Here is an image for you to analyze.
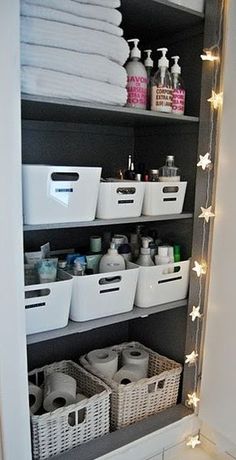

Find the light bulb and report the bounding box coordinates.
[186,392,200,408]
[199,206,215,223]
[197,152,212,170]
[201,50,219,62]
[186,435,201,449]
[192,261,207,277]
[185,350,198,365]
[190,306,202,322]
[208,91,223,109]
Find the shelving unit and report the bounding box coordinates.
[21,0,223,458]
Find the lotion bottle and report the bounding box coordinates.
[126,39,148,109]
[136,238,154,267]
[151,48,173,113]
[144,49,154,109]
[171,56,185,115]
[99,242,125,273]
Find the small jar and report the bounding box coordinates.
[149,169,159,181]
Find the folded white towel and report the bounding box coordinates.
[21,17,129,65]
[23,0,122,26]
[71,0,120,7]
[21,66,127,106]
[21,44,127,87]
[21,3,123,36]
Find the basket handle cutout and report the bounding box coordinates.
[68,408,86,427]
[51,172,79,182]
[25,288,50,299]
[158,275,182,284]
[118,199,134,204]
[163,186,179,193]
[163,197,177,202]
[148,379,166,393]
[99,287,120,294]
[99,276,121,285]
[116,187,136,195]
[25,302,46,310]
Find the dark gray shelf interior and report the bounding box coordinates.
[23,213,193,231]
[27,299,187,345]
[55,404,192,460]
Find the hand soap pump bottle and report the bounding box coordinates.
[151,48,173,113]
[126,39,148,110]
[99,242,125,273]
[171,56,185,115]
[136,238,154,267]
[144,49,154,109]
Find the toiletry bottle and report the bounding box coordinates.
[126,39,148,109]
[144,49,154,109]
[168,246,175,273]
[155,246,170,274]
[124,154,136,180]
[171,56,185,115]
[136,238,154,267]
[159,155,181,182]
[151,48,173,113]
[118,243,132,265]
[174,244,181,262]
[99,242,125,273]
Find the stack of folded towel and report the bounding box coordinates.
[21,0,129,105]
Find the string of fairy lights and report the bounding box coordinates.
[184,0,225,450]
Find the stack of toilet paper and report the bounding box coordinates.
[87,345,149,385]
[29,371,87,415]
[20,0,129,105]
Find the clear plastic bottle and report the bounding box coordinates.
[159,155,181,182]
[151,48,173,113]
[171,56,185,115]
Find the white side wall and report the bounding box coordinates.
[199,0,236,448]
[0,1,31,459]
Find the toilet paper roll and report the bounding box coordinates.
[29,382,43,415]
[122,348,149,378]
[76,393,87,403]
[43,372,77,412]
[113,364,146,385]
[87,349,118,379]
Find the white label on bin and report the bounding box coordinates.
[49,182,74,207]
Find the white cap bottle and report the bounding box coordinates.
[151,48,173,113]
[171,56,185,115]
[126,39,148,110]
[99,242,125,273]
[136,238,154,267]
[155,246,170,274]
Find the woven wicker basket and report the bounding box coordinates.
[28,360,111,459]
[80,342,182,430]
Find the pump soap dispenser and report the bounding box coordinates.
[151,48,173,113]
[126,39,148,110]
[171,56,185,115]
[144,49,154,109]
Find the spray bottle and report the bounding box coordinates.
[171,56,185,115]
[125,39,148,110]
[151,48,173,113]
[144,49,154,109]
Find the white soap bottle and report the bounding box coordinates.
[136,238,154,267]
[99,242,125,273]
[171,56,186,115]
[155,246,170,274]
[126,38,148,110]
[151,48,173,113]
[144,49,154,109]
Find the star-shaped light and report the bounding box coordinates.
[200,50,219,62]
[197,153,212,170]
[185,350,198,365]
[192,261,207,277]
[208,91,223,109]
[187,392,200,408]
[186,435,201,449]
[199,206,215,223]
[190,306,202,322]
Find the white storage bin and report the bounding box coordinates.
[96,181,145,219]
[25,269,73,334]
[128,260,190,308]
[142,181,187,216]
[69,265,139,322]
[22,165,101,224]
[168,0,204,13]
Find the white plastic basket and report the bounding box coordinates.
[69,265,139,322]
[96,181,145,219]
[22,165,101,224]
[80,342,182,430]
[128,260,190,308]
[142,181,187,216]
[29,360,111,460]
[25,269,73,334]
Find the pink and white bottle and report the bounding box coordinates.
[126,39,147,110]
[171,56,186,115]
